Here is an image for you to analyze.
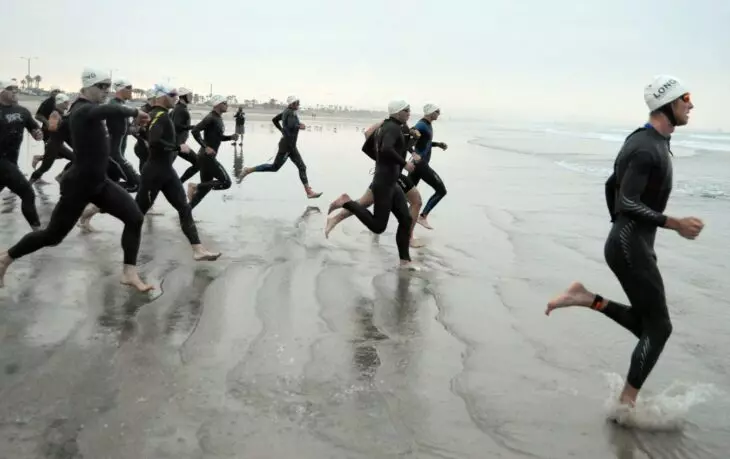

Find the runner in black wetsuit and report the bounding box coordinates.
[0,68,153,291]
[31,86,61,169]
[171,87,198,182]
[135,83,221,261]
[408,103,449,230]
[546,75,704,412]
[186,95,236,208]
[0,79,44,229]
[236,96,322,199]
[107,77,140,192]
[324,119,426,248]
[327,100,417,268]
[29,93,74,184]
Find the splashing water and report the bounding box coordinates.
[602,372,719,431]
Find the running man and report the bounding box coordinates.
[0,79,44,229]
[236,96,321,199]
[31,86,61,169]
[0,68,153,291]
[29,92,73,184]
[408,103,448,230]
[107,77,141,192]
[186,95,236,208]
[546,75,704,411]
[324,119,425,248]
[171,87,198,182]
[135,83,221,261]
[327,100,416,268]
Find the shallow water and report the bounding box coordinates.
[0,105,728,458]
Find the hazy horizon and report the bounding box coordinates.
[4,0,728,130]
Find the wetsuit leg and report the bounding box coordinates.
[135,167,162,215]
[601,222,673,390]
[160,173,200,245]
[287,145,309,186]
[342,180,395,234]
[188,154,232,209]
[179,151,199,183]
[251,138,289,172]
[112,150,140,192]
[0,159,40,228]
[7,191,88,259]
[418,164,447,217]
[390,186,413,261]
[57,144,75,162]
[90,180,144,266]
[407,167,423,187]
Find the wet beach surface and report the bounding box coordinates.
[0,111,728,458]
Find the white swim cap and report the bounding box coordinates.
[388,100,409,115]
[423,103,440,115]
[81,67,111,88]
[113,77,132,90]
[145,89,156,100]
[178,87,192,96]
[286,95,299,105]
[644,75,689,111]
[50,85,61,92]
[209,95,227,107]
[151,82,176,97]
[55,93,70,104]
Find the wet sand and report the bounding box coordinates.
[0,108,728,458]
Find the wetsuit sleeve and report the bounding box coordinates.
[87,103,138,122]
[283,111,300,136]
[379,124,407,167]
[604,172,617,222]
[148,116,180,153]
[191,115,211,148]
[616,150,667,227]
[272,113,283,133]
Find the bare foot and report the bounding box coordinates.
[193,249,222,261]
[187,183,198,202]
[0,252,13,288]
[146,206,164,216]
[120,266,155,292]
[545,281,596,316]
[235,167,251,184]
[324,217,337,239]
[327,193,351,215]
[305,187,322,199]
[77,204,100,233]
[417,215,433,230]
[399,260,420,271]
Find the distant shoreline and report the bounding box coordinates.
[17,94,387,122]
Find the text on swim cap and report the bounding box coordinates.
[652,79,677,98]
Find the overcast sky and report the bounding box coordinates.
[4,0,728,129]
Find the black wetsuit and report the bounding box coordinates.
[29,107,76,183]
[599,123,674,390]
[408,118,447,217]
[34,96,56,142]
[363,121,416,195]
[131,103,152,172]
[170,101,198,181]
[135,106,200,244]
[7,98,144,266]
[107,97,140,191]
[250,109,309,186]
[188,110,233,209]
[0,103,41,228]
[343,116,412,261]
[234,110,245,137]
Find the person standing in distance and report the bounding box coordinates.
[545,75,704,414]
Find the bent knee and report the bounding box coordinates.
[407,190,422,207]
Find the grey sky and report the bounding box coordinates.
[4,0,728,129]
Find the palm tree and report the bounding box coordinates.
[20,79,26,90]
[34,75,41,88]
[25,75,33,89]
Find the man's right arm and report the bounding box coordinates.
[191,116,210,148]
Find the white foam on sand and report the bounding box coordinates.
[602,372,720,431]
